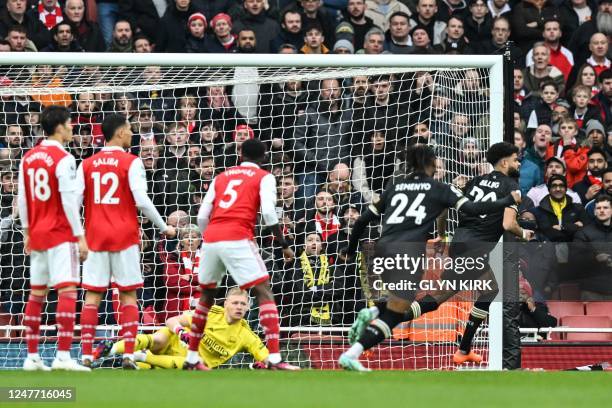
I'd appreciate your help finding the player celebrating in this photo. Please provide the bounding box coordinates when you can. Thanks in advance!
[338,144,521,371]
[184,138,298,370]
[350,142,535,366]
[76,114,176,369]
[96,287,269,369]
[18,106,90,371]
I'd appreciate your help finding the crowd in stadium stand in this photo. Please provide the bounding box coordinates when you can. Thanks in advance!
[0,0,611,334]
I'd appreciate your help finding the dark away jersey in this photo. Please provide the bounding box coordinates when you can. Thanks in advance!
[456,171,518,242]
[370,173,467,242]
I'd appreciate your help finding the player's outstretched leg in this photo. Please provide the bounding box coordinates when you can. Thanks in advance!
[22,292,51,371]
[52,288,91,371]
[340,300,406,372]
[117,291,140,370]
[349,306,379,345]
[252,282,300,370]
[453,297,496,364]
[183,286,214,371]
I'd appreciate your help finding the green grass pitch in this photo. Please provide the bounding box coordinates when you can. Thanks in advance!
[0,370,609,408]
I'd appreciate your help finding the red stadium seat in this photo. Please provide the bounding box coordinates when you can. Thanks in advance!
[585,302,612,319]
[561,315,612,341]
[547,301,584,321]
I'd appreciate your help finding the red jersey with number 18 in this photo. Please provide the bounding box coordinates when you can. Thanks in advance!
[80,147,140,251]
[203,165,269,243]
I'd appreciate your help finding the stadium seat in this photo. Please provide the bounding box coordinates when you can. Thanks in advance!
[547,301,584,321]
[561,315,612,341]
[585,302,612,319]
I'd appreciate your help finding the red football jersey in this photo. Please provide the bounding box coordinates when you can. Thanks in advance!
[80,148,140,251]
[203,165,269,243]
[20,141,78,250]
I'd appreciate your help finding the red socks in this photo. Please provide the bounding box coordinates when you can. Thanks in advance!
[24,293,45,354]
[188,298,212,352]
[258,300,280,354]
[80,303,98,358]
[56,290,77,352]
[119,304,139,355]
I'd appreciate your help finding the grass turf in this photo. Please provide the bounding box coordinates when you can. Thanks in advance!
[0,370,609,408]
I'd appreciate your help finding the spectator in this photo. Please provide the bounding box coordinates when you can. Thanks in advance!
[367,74,409,146]
[515,128,528,159]
[518,274,558,329]
[118,0,163,47]
[568,0,612,66]
[0,0,51,50]
[593,68,611,126]
[68,123,95,165]
[409,0,447,46]
[259,78,307,147]
[525,19,574,81]
[292,78,351,199]
[524,79,560,129]
[436,16,470,55]
[307,190,341,241]
[533,174,588,242]
[273,9,303,52]
[222,124,254,169]
[384,11,413,54]
[6,25,32,51]
[158,0,204,53]
[41,21,83,52]
[409,25,435,53]
[297,0,338,49]
[585,32,611,76]
[163,224,201,320]
[365,0,412,32]
[36,0,63,30]
[201,85,243,138]
[185,12,208,53]
[193,121,224,165]
[479,16,523,64]
[333,38,354,53]
[522,124,553,190]
[278,173,307,239]
[204,13,236,52]
[528,156,582,206]
[190,154,216,194]
[106,19,133,52]
[139,139,164,199]
[523,42,566,97]
[342,0,375,51]
[73,91,103,145]
[175,94,198,134]
[574,63,600,97]
[130,103,164,152]
[572,146,608,202]
[570,84,603,129]
[159,122,190,171]
[352,129,400,203]
[133,33,153,53]
[514,67,529,106]
[585,119,607,151]
[0,195,28,317]
[584,167,612,215]
[63,0,105,52]
[232,0,280,53]
[463,0,493,45]
[559,0,596,46]
[360,26,384,54]
[300,23,329,53]
[0,39,10,51]
[321,163,363,215]
[573,194,612,300]
[342,75,371,155]
[545,117,588,187]
[438,0,470,22]
[510,0,559,55]
[488,0,512,18]
[97,0,120,47]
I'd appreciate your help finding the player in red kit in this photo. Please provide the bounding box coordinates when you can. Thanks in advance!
[183,139,299,370]
[17,106,90,371]
[76,114,176,369]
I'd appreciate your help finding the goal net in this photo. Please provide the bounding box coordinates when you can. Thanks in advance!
[0,54,504,370]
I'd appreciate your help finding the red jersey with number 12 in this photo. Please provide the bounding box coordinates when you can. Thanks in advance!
[21,142,77,250]
[81,149,140,251]
[203,165,269,243]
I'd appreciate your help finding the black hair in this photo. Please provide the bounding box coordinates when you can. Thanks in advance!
[41,105,71,136]
[405,144,436,175]
[241,138,266,162]
[547,174,567,188]
[101,113,128,142]
[486,142,519,166]
[594,194,612,206]
[587,146,606,158]
[599,69,612,82]
[51,21,72,36]
[389,11,410,22]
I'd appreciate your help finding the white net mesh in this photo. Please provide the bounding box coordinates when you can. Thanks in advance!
[0,57,499,370]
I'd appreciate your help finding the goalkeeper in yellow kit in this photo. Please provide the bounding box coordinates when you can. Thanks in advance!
[95,287,269,369]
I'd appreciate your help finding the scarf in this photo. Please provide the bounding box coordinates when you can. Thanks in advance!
[38,2,63,30]
[299,251,330,323]
[556,138,576,158]
[587,170,603,187]
[181,250,200,310]
[314,212,340,241]
[549,196,567,224]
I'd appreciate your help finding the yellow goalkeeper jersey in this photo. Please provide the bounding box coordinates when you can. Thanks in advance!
[184,306,269,368]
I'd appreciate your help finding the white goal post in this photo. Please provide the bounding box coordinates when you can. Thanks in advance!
[0,53,505,370]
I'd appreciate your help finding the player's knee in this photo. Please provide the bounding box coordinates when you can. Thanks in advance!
[118,290,137,305]
[251,282,273,301]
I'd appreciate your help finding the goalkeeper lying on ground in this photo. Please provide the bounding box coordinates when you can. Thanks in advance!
[95,287,269,369]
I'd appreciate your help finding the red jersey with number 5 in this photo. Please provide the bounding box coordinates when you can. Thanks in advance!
[203,165,269,243]
[20,141,78,250]
[80,147,140,251]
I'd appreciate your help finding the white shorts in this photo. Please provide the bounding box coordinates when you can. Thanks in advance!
[30,241,80,290]
[82,245,143,292]
[199,239,268,289]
